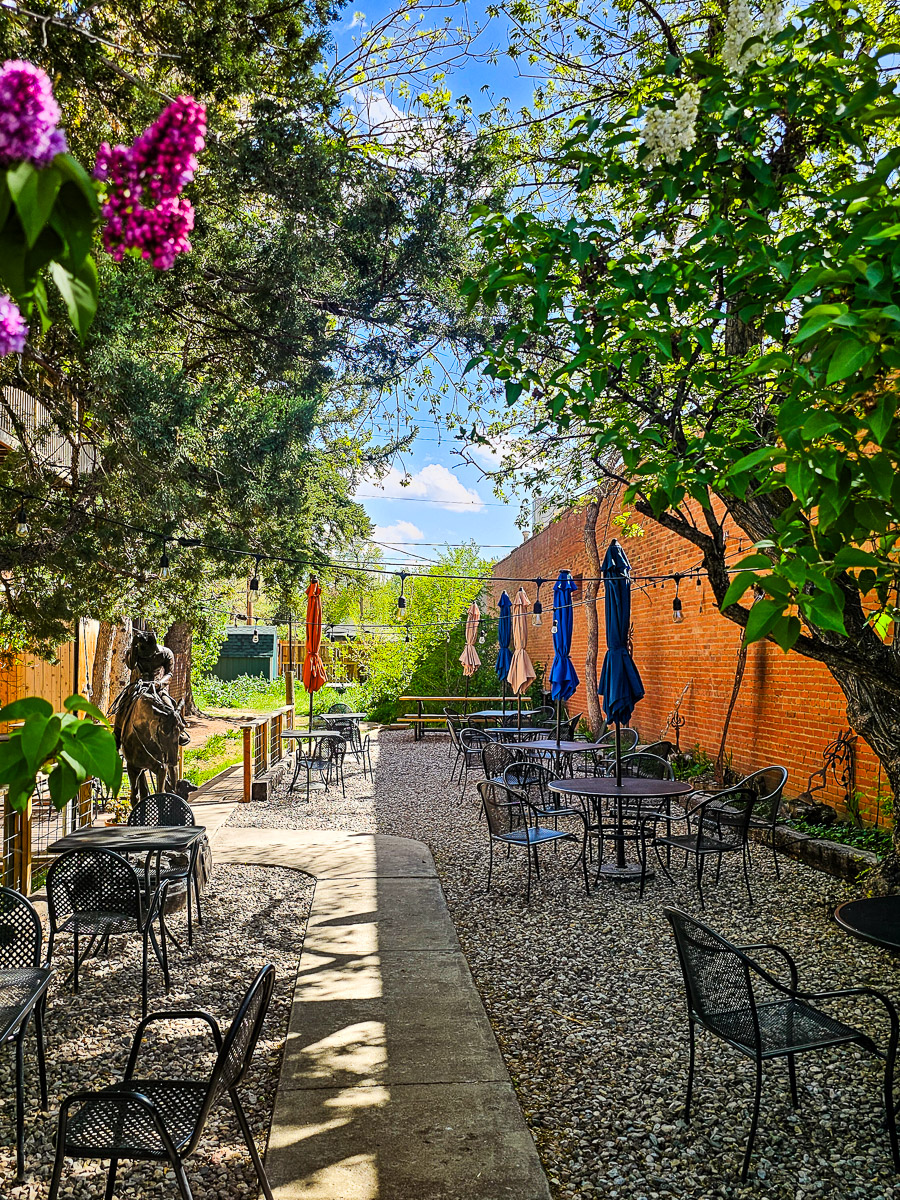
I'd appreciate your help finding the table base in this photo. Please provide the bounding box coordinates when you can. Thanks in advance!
[596,863,653,884]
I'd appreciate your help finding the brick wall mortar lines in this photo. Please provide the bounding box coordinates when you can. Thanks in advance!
[491,493,888,826]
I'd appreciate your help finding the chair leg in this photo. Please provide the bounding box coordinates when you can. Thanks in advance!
[685,1020,696,1122]
[194,871,203,927]
[142,927,150,1018]
[185,876,194,948]
[47,1109,68,1200]
[35,994,48,1110]
[230,1088,276,1200]
[14,1024,26,1182]
[105,1157,119,1200]
[525,842,532,903]
[172,1158,195,1200]
[787,1054,798,1108]
[73,927,80,993]
[741,1057,764,1182]
[486,839,494,893]
[742,845,754,906]
[772,844,781,880]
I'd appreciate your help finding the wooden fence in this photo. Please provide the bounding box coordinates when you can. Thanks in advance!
[276,641,361,682]
[242,705,295,802]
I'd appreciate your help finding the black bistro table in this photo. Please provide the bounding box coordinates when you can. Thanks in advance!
[468,708,535,722]
[524,738,601,775]
[0,964,53,1181]
[834,895,900,953]
[282,728,346,802]
[549,776,694,884]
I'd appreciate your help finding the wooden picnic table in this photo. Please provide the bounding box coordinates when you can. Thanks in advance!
[399,696,514,740]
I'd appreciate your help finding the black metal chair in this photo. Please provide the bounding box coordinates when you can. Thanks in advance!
[606,752,674,781]
[290,734,346,798]
[652,787,758,906]
[129,793,204,947]
[482,742,529,788]
[642,739,674,760]
[46,848,171,1017]
[507,761,581,831]
[665,907,900,1181]
[0,886,53,1182]
[477,780,578,901]
[327,702,352,714]
[48,964,277,1200]
[360,733,374,781]
[457,727,492,796]
[526,705,555,728]
[694,767,788,877]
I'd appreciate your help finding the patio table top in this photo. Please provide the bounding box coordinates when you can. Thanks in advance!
[48,824,207,856]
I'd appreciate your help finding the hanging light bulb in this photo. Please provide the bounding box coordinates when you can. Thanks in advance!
[252,624,260,644]
[404,624,411,643]
[672,575,684,624]
[533,577,544,627]
[551,619,558,635]
[159,544,170,580]
[14,506,29,538]
[396,571,409,621]
[249,557,261,603]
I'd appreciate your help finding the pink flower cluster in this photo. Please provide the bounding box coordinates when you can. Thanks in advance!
[0,60,68,168]
[95,97,206,271]
[0,295,28,356]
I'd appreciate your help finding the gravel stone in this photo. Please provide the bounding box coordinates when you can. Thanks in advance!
[234,730,900,1200]
[0,864,313,1198]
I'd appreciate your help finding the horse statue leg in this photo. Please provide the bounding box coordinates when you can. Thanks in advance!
[128,764,149,805]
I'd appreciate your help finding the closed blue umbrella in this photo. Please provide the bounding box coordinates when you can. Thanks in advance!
[496,591,513,715]
[549,570,579,743]
[598,539,644,785]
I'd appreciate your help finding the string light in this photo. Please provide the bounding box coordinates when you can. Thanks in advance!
[249,557,261,603]
[159,544,170,580]
[14,506,29,538]
[533,577,544,627]
[672,575,684,624]
[252,623,259,644]
[396,571,409,620]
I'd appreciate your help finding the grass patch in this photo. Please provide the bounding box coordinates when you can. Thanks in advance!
[183,727,243,787]
[787,818,893,858]
[195,674,287,711]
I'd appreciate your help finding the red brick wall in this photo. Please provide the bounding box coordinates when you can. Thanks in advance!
[491,493,889,825]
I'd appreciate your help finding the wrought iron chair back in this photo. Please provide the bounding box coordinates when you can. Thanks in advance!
[506,761,551,807]
[0,885,42,969]
[695,787,758,850]
[607,752,674,780]
[594,726,639,754]
[477,780,527,838]
[47,848,144,926]
[527,705,555,727]
[327,702,352,713]
[202,963,276,1125]
[129,793,195,827]
[642,739,674,760]
[481,742,518,782]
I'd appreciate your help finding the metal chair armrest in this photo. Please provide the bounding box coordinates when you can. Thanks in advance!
[62,1086,182,1158]
[125,1007,223,1078]
[739,943,799,991]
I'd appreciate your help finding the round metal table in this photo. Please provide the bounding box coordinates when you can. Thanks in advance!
[549,776,694,883]
[834,896,900,953]
[282,729,345,802]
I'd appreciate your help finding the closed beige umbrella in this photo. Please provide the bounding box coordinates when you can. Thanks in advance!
[459,601,481,713]
[507,587,536,694]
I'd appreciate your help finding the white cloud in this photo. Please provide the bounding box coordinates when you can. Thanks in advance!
[346,10,367,29]
[370,520,425,543]
[356,464,485,511]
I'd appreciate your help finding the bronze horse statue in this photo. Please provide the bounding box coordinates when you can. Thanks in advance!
[110,629,191,802]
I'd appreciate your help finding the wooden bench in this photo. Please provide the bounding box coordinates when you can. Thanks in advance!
[397,696,510,741]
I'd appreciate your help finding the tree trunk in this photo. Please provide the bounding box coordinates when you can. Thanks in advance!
[109,618,132,710]
[165,621,200,717]
[92,620,116,715]
[583,496,606,736]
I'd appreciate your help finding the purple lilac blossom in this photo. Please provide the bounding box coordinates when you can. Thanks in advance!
[0,60,67,167]
[0,295,28,356]
[95,96,206,270]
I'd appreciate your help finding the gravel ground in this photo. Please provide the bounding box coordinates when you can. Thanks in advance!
[0,864,314,1199]
[233,729,900,1200]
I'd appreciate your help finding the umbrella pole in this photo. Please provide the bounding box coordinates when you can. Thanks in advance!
[464,676,470,715]
[307,690,314,804]
[555,699,561,746]
[517,694,521,732]
[615,720,625,869]
[502,681,507,718]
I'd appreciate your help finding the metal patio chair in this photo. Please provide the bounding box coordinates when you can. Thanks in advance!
[46,848,171,1017]
[129,793,204,947]
[0,886,53,1182]
[694,767,789,877]
[642,739,674,760]
[525,705,555,728]
[482,742,529,788]
[457,727,492,796]
[327,702,352,714]
[651,787,758,907]
[477,780,578,902]
[48,964,277,1200]
[665,907,900,1181]
[360,733,374,782]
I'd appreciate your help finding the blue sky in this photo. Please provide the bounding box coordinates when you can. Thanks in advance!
[336,2,538,565]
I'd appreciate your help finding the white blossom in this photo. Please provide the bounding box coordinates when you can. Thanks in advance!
[722,0,782,76]
[642,86,700,166]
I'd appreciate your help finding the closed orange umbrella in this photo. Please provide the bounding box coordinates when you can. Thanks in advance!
[303,577,327,727]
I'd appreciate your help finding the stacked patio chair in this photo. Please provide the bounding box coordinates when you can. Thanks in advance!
[665,907,900,1181]
[327,704,362,759]
[48,965,278,1200]
[456,727,493,796]
[650,786,758,906]
[0,886,53,1182]
[46,847,171,1017]
[482,743,530,789]
[290,734,347,798]
[477,780,578,902]
[129,792,205,947]
[506,761,582,834]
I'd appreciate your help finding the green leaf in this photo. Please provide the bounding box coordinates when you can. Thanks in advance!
[0,736,27,785]
[20,713,54,774]
[54,153,101,216]
[834,546,881,568]
[743,599,785,644]
[768,615,802,652]
[74,723,121,785]
[826,338,875,383]
[721,570,757,609]
[50,255,98,340]
[64,694,111,726]
[47,758,80,809]
[7,162,61,249]
[50,181,97,269]
[0,696,53,722]
[6,774,35,813]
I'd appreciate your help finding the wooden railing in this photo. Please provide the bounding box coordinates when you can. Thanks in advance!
[241,705,295,803]
[2,779,93,893]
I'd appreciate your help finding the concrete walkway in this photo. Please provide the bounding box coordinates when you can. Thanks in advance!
[211,822,551,1200]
